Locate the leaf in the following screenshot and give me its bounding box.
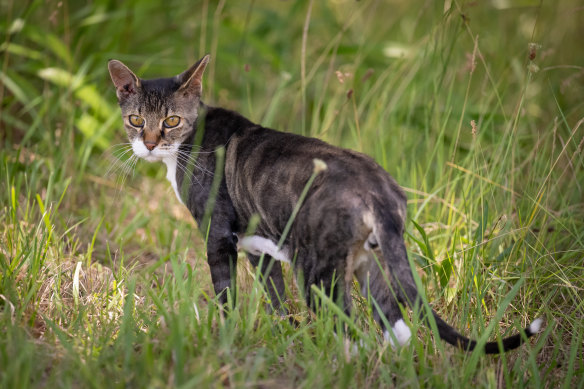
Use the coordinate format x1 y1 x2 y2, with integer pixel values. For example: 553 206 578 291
75 114 110 151
28 31 74 67
38 67 115 119
405 230 431 270
473 203 489 244
0 42 43 60
437 251 453 289
0 70 36 109
38 67 81 89
412 220 453 288
73 261 82 307
76 84 115 119
411 219 435 262
494 241 515 263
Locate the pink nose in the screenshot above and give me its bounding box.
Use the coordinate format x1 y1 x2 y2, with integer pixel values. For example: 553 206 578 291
144 142 157 151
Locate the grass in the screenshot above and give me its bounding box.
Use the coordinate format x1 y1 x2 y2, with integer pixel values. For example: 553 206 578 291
1 0 583 387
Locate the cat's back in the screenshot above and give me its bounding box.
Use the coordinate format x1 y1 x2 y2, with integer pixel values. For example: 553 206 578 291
224 117 405 229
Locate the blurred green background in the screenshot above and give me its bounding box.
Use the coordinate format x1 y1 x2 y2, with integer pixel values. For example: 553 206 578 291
1 0 583 387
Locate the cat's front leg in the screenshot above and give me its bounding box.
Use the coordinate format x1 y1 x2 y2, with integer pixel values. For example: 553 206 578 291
189 178 239 307
206 229 238 307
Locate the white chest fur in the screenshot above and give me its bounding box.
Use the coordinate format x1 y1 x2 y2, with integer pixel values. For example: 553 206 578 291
162 157 183 204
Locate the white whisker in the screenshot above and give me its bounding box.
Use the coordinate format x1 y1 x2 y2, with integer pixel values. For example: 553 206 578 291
173 154 204 190
175 153 214 178
105 147 136 178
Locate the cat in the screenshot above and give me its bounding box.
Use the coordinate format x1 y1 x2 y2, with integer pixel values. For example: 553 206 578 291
107 55 542 353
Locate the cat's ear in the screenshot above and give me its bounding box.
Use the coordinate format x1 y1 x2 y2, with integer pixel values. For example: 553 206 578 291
177 55 210 96
108 60 141 100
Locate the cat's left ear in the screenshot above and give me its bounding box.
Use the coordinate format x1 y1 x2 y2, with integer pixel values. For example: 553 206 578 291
108 60 141 100
177 55 210 96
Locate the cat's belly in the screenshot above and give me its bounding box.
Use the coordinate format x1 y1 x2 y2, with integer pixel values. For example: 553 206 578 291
236 235 290 263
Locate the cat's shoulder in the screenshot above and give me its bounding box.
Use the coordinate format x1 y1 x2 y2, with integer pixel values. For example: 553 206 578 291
203 105 255 128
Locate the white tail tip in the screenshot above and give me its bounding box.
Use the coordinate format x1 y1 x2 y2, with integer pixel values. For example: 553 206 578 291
528 318 543 334
384 319 412 348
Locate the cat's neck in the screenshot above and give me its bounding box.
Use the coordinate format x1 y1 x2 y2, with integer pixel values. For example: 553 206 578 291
171 102 257 213
185 102 256 151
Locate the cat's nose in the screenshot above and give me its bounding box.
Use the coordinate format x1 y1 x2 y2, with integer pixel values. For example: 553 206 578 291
144 141 157 151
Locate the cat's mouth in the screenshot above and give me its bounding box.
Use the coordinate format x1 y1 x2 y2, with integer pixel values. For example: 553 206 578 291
131 139 178 163
131 139 163 162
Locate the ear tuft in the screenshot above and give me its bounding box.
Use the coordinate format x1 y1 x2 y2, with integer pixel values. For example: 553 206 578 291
108 60 140 99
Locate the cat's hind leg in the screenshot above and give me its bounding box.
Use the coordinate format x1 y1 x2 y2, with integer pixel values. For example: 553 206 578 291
247 253 287 312
355 252 412 348
294 244 353 320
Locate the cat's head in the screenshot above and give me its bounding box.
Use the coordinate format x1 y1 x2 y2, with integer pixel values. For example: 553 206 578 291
107 55 209 162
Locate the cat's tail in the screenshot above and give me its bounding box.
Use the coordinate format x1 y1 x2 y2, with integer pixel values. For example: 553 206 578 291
428 309 543 354
375 218 542 354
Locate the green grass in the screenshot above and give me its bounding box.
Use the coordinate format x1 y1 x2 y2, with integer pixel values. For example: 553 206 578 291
1 0 583 387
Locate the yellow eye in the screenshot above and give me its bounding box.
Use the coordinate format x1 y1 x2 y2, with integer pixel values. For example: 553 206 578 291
129 115 144 127
163 116 180 128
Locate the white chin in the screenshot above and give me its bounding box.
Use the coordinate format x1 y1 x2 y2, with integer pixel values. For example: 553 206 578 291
143 154 160 162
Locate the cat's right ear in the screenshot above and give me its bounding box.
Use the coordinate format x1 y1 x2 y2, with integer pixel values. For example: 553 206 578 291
108 60 141 100
177 55 210 97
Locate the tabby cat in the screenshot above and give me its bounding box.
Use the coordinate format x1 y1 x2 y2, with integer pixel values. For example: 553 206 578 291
107 55 542 353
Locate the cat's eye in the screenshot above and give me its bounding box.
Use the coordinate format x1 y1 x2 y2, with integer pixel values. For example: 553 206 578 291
163 116 181 128
129 115 144 127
